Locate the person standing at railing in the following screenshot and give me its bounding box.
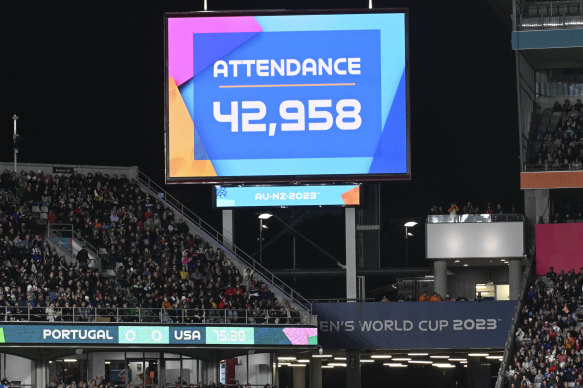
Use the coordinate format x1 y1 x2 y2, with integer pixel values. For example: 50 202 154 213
161 296 172 323
46 302 60 321
448 203 458 222
78 301 89 321
62 302 73 321
76 247 89 270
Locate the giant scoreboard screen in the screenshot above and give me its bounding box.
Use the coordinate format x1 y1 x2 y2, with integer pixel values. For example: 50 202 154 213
165 10 409 183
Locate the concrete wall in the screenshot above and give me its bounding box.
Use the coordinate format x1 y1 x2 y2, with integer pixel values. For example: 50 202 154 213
235 353 271 386
427 222 524 259
447 267 509 301
86 352 125 382
3 354 32 385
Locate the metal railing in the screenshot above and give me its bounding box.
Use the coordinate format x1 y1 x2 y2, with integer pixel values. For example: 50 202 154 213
536 82 583 97
0 306 305 325
525 163 583 171
138 171 313 313
519 0 583 29
309 298 377 303
495 256 534 388
47 223 102 272
47 223 74 254
426 213 524 224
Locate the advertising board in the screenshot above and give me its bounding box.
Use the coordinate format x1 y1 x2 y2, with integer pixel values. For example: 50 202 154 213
313 302 515 349
0 324 317 347
165 10 409 183
215 184 360 207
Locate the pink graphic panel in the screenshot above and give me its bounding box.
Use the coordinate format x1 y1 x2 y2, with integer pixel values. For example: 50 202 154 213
168 17 262 86
535 223 583 275
282 327 318 345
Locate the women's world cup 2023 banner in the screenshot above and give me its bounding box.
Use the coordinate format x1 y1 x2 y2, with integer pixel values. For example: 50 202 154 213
165 11 408 183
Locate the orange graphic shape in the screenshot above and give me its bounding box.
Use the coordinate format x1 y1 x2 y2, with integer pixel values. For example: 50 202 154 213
340 186 360 205
168 77 217 178
520 171 583 189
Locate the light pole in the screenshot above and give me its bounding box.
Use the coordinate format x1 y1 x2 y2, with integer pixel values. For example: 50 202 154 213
258 212 273 265
404 221 418 266
12 115 19 173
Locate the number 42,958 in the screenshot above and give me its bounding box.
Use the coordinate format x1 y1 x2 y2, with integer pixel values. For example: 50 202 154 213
213 99 362 136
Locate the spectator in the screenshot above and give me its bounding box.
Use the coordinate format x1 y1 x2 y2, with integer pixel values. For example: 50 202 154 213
532 100 583 171
0 172 289 324
429 292 442 302
76 247 89 270
508 266 583 386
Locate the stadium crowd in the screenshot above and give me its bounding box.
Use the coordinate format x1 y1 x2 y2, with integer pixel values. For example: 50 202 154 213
0 169 293 324
429 201 518 216
535 99 583 171
506 267 583 387
549 202 583 224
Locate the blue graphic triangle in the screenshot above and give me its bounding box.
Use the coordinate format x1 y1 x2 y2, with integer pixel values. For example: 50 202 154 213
193 32 260 77
368 69 407 174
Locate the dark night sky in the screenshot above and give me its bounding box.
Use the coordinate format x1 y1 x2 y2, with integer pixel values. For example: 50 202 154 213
3 0 522 291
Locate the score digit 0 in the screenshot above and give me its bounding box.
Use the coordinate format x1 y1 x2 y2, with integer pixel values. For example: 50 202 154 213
213 99 361 135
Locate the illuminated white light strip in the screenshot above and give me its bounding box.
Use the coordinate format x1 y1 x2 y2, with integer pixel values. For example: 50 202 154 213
392 358 412 362
63 359 78 362
384 363 407 367
370 355 392 359
360 359 375 363
328 363 347 367
408 360 433 364
312 354 333 358
321 365 334 369
448 358 467 362
486 356 504 360
434 363 455 368
408 353 429 356
278 357 297 361
468 353 489 357
333 357 347 361
429 355 450 359
289 364 306 367
297 359 310 363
